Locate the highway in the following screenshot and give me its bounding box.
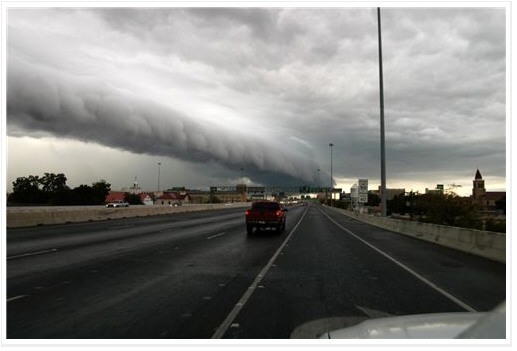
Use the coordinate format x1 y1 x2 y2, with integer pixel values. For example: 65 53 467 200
5 203 505 339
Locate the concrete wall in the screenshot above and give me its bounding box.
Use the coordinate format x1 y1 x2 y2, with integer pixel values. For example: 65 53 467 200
7 203 251 228
327 206 506 264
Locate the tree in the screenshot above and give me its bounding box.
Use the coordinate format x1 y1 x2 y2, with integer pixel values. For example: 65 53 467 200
90 180 111 204
495 196 506 214
387 193 408 215
40 173 68 192
71 184 94 205
9 175 45 204
414 193 479 228
125 193 143 205
70 180 111 205
40 173 71 205
366 192 380 207
9 173 111 206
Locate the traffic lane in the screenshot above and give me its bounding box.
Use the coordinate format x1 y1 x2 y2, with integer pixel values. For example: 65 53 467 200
7 210 251 279
222 203 475 339
6 207 247 255
320 206 506 312
7 205 306 338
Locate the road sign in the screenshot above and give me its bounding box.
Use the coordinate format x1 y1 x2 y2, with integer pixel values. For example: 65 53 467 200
358 179 368 203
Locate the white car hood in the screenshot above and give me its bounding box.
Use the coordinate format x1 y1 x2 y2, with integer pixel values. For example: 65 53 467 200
314 302 505 339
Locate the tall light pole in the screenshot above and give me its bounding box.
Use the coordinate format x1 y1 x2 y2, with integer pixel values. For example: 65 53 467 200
378 7 387 217
329 143 333 207
157 162 161 193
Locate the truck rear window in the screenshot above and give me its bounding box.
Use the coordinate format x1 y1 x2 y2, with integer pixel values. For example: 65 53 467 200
252 202 280 211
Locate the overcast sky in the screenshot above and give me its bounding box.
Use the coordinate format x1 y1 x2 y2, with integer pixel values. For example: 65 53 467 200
4 3 507 196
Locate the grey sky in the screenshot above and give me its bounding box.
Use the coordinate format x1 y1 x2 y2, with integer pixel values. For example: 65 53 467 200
5 4 507 196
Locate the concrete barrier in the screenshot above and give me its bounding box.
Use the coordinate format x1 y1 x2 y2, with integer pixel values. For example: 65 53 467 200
327 206 506 264
6 203 251 228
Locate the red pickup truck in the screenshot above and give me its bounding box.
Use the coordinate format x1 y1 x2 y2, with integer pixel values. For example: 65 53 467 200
245 200 287 235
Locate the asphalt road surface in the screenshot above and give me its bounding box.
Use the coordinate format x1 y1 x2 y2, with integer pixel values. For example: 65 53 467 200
5 203 506 339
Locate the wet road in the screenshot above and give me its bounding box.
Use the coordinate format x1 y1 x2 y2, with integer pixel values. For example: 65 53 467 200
6 203 505 339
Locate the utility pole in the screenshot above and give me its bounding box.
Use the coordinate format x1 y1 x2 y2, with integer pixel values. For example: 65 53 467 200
329 143 334 207
378 7 387 217
157 162 161 193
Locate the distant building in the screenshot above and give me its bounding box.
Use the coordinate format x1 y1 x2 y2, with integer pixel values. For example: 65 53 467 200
471 169 505 212
139 193 154 206
246 185 265 201
426 184 444 195
185 184 252 203
155 192 191 206
166 187 189 196
372 187 405 201
187 189 211 204
350 184 358 200
104 191 126 204
126 178 141 195
105 191 154 205
210 186 247 203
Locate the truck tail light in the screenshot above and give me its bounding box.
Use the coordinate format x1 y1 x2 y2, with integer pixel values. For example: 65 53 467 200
245 210 251 216
276 210 283 217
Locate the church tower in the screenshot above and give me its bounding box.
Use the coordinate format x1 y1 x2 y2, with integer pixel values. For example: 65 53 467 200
472 169 486 202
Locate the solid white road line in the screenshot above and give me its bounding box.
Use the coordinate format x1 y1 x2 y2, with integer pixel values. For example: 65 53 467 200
320 208 477 313
211 205 310 339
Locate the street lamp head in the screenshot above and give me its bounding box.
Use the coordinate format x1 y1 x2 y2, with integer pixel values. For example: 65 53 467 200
329 143 333 147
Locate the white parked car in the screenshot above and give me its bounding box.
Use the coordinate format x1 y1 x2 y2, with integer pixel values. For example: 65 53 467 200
106 200 129 208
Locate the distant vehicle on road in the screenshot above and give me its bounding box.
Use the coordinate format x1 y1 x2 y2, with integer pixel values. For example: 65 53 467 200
245 200 287 235
106 200 129 208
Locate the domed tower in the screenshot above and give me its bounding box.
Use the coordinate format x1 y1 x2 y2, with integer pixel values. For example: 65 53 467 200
472 169 486 203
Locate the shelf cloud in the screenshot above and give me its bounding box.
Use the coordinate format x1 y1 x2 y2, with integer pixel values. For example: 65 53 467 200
6 7 506 193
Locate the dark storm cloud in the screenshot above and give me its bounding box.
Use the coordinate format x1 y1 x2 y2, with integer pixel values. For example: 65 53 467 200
5 6 507 191
7 54 319 183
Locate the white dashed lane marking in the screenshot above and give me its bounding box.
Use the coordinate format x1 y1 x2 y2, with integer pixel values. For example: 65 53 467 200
7 295 28 303
7 248 58 260
207 232 226 240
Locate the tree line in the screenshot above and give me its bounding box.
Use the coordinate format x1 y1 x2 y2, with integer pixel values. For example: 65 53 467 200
331 191 505 233
7 173 111 206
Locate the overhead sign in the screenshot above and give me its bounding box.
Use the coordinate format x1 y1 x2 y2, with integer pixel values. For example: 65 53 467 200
247 186 265 194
